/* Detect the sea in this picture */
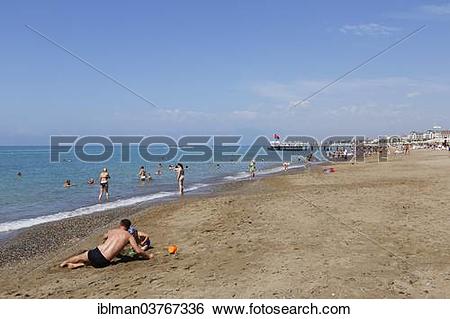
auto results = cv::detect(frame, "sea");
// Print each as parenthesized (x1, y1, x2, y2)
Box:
(0, 145, 308, 237)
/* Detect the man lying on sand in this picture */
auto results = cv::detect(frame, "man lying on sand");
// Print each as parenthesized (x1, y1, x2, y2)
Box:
(60, 219, 153, 269)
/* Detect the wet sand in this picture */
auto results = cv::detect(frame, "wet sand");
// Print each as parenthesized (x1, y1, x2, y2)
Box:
(1, 150, 450, 298)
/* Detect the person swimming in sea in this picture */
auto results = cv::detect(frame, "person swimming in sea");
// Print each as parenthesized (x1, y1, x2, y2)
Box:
(17, 171, 22, 177)
(98, 168, 110, 202)
(174, 163, 185, 195)
(87, 177, 95, 185)
(155, 163, 163, 176)
(64, 179, 72, 188)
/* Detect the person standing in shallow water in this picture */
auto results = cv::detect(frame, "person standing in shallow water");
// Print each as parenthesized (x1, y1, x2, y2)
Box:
(138, 166, 147, 182)
(98, 168, 110, 202)
(174, 163, 185, 195)
(248, 160, 256, 178)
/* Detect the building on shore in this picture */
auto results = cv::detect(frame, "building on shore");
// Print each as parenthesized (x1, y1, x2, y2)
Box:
(403, 126, 449, 145)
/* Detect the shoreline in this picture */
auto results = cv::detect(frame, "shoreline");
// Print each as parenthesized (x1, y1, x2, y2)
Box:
(0, 160, 308, 237)
(0, 179, 215, 268)
(0, 163, 309, 267)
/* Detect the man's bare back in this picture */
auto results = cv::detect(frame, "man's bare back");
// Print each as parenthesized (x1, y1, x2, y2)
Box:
(99, 228, 140, 261)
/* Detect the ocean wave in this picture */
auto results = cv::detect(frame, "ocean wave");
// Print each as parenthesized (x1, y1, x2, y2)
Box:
(223, 171, 249, 181)
(223, 163, 306, 181)
(0, 183, 208, 233)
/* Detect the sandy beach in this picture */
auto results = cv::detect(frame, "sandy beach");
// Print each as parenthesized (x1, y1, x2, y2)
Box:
(1, 150, 449, 298)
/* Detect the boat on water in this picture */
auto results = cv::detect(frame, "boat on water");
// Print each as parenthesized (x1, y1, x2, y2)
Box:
(267, 133, 314, 151)
(267, 134, 355, 158)
(267, 139, 357, 161)
(267, 140, 311, 151)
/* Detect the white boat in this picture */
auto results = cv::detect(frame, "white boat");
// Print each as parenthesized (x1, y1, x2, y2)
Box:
(267, 140, 311, 151)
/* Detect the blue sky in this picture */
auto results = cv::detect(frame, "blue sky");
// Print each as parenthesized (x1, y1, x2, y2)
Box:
(1, 0, 450, 144)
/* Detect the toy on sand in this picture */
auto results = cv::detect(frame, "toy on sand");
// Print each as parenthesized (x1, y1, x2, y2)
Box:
(167, 245, 178, 254)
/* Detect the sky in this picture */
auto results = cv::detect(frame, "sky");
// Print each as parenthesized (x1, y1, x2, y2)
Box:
(1, 0, 450, 145)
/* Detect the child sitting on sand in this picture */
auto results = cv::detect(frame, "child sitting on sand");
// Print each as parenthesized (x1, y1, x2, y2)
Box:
(119, 226, 151, 258)
(129, 226, 151, 251)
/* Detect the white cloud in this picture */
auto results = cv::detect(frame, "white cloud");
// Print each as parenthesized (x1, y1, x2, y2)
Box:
(231, 110, 259, 120)
(251, 82, 296, 100)
(249, 77, 450, 135)
(44, 77, 448, 139)
(419, 4, 450, 15)
(387, 3, 450, 19)
(289, 100, 310, 108)
(251, 80, 327, 104)
(252, 77, 450, 107)
(406, 91, 421, 98)
(339, 23, 401, 36)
